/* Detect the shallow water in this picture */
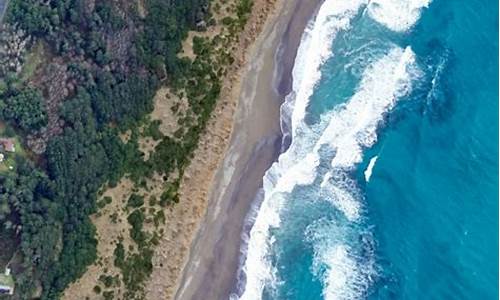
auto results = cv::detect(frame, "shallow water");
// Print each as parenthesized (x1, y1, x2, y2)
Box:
(237, 0, 498, 299)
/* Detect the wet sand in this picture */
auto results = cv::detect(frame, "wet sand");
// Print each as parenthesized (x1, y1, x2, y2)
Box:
(174, 1, 321, 299)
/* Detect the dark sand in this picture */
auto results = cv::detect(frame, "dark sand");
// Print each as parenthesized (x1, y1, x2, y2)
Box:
(174, 1, 322, 299)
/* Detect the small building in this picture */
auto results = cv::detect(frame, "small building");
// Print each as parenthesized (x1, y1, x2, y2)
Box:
(0, 268, 14, 295)
(0, 285, 13, 295)
(0, 138, 15, 153)
(0, 284, 14, 295)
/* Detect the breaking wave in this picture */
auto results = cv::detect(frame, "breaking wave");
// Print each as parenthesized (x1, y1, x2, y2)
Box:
(366, 0, 432, 32)
(236, 0, 427, 299)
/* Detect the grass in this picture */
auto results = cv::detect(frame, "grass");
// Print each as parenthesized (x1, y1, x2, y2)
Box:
(0, 137, 25, 171)
(18, 41, 46, 83)
(0, 229, 17, 270)
(0, 122, 26, 173)
(0, 273, 14, 289)
(0, 155, 15, 173)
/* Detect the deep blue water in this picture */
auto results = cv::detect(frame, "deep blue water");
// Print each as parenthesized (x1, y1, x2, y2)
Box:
(238, 1, 498, 299)
(364, 1, 499, 299)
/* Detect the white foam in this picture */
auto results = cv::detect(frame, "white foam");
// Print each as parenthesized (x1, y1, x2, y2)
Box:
(307, 219, 377, 300)
(237, 1, 424, 299)
(238, 1, 367, 299)
(322, 245, 371, 300)
(364, 155, 379, 182)
(366, 0, 432, 32)
(314, 46, 419, 222)
(318, 46, 418, 166)
(323, 246, 359, 299)
(290, 0, 367, 136)
(312, 46, 420, 299)
(239, 45, 420, 299)
(324, 179, 362, 221)
(239, 45, 420, 300)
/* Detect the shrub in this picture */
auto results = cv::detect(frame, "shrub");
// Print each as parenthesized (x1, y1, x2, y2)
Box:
(127, 194, 144, 208)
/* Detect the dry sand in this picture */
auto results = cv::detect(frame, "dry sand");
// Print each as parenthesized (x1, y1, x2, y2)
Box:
(174, 1, 322, 299)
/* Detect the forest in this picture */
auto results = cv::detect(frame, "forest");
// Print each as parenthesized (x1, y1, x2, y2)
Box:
(0, 0, 217, 298)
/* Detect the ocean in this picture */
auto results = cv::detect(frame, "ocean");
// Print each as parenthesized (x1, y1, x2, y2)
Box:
(235, 0, 499, 299)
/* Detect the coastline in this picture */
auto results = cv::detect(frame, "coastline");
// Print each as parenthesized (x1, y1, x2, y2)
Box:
(144, 0, 290, 298)
(60, 1, 319, 298)
(174, 1, 321, 299)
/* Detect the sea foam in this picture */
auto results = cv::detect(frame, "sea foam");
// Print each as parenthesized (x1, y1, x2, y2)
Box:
(306, 218, 377, 300)
(313, 45, 420, 300)
(290, 0, 367, 135)
(313, 46, 419, 221)
(364, 156, 379, 182)
(237, 1, 423, 299)
(237, 1, 366, 299)
(366, 0, 432, 32)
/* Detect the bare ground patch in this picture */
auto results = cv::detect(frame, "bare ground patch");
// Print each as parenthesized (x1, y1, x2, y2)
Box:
(150, 87, 188, 137)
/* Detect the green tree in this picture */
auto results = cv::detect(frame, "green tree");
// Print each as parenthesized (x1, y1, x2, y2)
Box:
(1, 87, 47, 131)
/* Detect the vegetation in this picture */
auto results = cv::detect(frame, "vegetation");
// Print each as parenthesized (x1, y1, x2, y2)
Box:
(93, 285, 101, 294)
(0, 0, 255, 298)
(98, 274, 118, 288)
(0, 86, 47, 132)
(96, 196, 112, 209)
(127, 194, 144, 208)
(113, 242, 125, 268)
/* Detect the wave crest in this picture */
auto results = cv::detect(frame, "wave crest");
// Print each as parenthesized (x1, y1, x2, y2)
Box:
(236, 1, 423, 299)
(366, 0, 432, 32)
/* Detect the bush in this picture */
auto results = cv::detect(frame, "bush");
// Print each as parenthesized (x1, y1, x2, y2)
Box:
(98, 274, 116, 288)
(1, 86, 47, 132)
(127, 209, 146, 245)
(127, 194, 144, 208)
(93, 285, 101, 294)
(113, 242, 125, 268)
(97, 196, 113, 209)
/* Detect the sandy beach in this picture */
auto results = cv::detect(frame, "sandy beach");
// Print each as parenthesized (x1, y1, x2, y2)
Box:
(174, 1, 321, 299)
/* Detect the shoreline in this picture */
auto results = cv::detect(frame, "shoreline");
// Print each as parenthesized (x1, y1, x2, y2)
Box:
(174, 1, 322, 299)
(143, 0, 293, 298)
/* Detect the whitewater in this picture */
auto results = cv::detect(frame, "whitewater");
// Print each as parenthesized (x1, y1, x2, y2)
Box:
(233, 0, 448, 299)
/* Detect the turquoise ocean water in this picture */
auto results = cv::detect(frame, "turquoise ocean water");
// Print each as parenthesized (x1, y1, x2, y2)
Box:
(235, 1, 498, 299)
